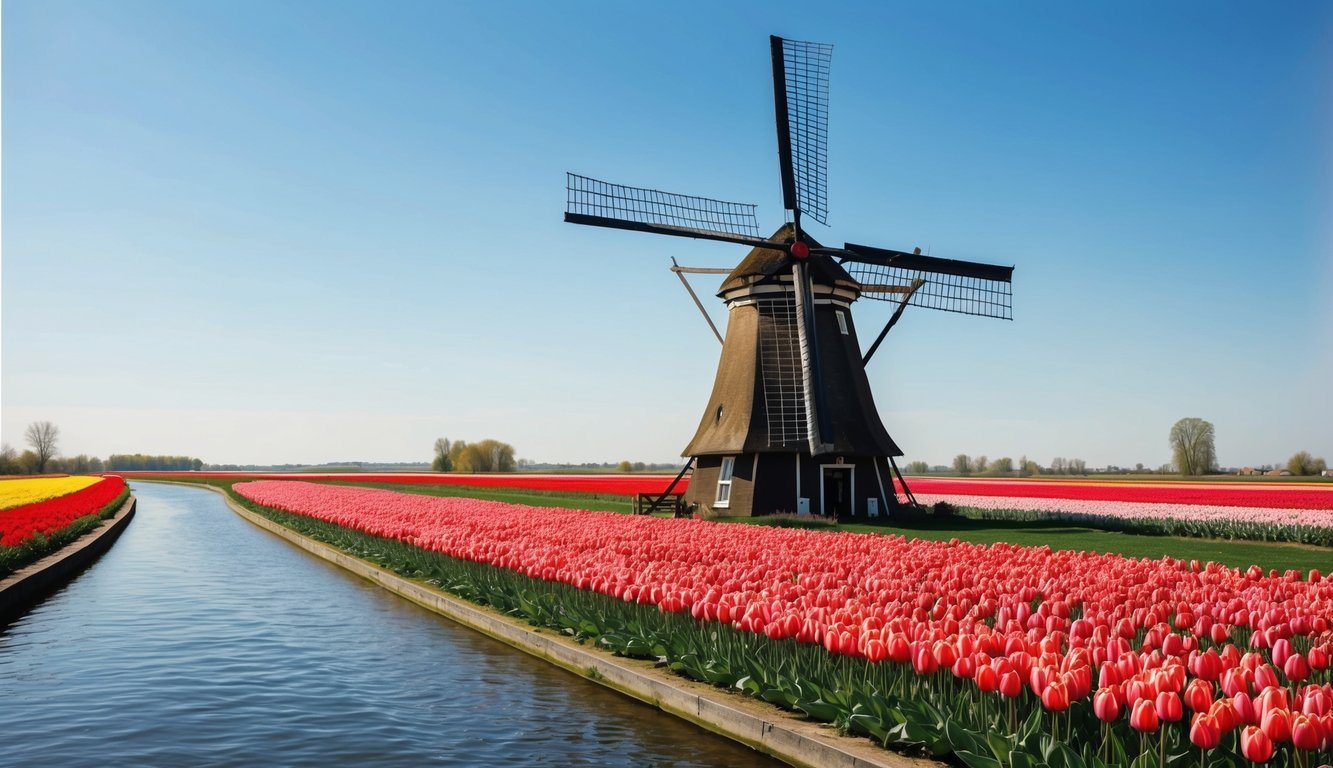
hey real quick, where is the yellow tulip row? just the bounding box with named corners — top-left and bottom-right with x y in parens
top-left (0, 476), bottom-right (101, 511)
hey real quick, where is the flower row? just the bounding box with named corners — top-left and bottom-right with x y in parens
top-left (0, 476), bottom-right (101, 512)
top-left (0, 476), bottom-right (128, 547)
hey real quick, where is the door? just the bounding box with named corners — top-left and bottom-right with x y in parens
top-left (821, 466), bottom-right (852, 518)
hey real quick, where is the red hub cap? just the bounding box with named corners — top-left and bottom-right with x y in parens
top-left (790, 241), bottom-right (810, 260)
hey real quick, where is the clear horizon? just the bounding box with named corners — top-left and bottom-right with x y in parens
top-left (3, 1), bottom-right (1331, 469)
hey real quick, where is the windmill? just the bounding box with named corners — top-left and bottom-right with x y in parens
top-left (565, 36), bottom-right (1013, 518)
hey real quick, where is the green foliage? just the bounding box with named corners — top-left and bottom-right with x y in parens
top-left (989, 457), bottom-right (1014, 476)
top-left (1286, 450), bottom-right (1327, 476)
top-left (448, 438), bottom-right (517, 472)
top-left (905, 461), bottom-right (931, 474)
top-left (953, 454), bottom-right (972, 476)
top-left (1169, 417), bottom-right (1216, 476)
top-left (615, 460), bottom-right (633, 473)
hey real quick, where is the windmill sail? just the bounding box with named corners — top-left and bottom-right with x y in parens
top-left (771, 36), bottom-right (833, 225)
top-left (755, 294), bottom-right (808, 447)
top-left (565, 173), bottom-right (769, 248)
top-left (841, 244), bottom-right (1014, 320)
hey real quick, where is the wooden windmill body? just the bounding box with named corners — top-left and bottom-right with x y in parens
top-left (566, 36), bottom-right (1014, 518)
top-left (682, 226), bottom-right (903, 517)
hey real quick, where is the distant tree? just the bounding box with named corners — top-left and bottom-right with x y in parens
top-left (432, 438), bottom-right (453, 472)
top-left (632, 461), bottom-right (646, 471)
top-left (1287, 451), bottom-right (1327, 476)
top-left (1135, 463), bottom-right (1145, 472)
top-left (990, 457), bottom-right (1014, 476)
top-left (89, 456), bottom-right (105, 473)
top-left (452, 439), bottom-right (516, 472)
top-left (18, 450), bottom-right (41, 474)
top-left (974, 455), bottom-right (989, 475)
top-left (24, 421), bottom-right (59, 474)
top-left (67, 454), bottom-right (92, 474)
top-left (106, 454), bottom-right (204, 471)
top-left (1070, 458), bottom-right (1087, 475)
top-left (1017, 455), bottom-right (1031, 477)
top-left (1023, 459), bottom-right (1041, 477)
top-left (1169, 417), bottom-right (1216, 476)
top-left (0, 444), bottom-right (20, 475)
top-left (906, 460), bottom-right (930, 474)
top-left (616, 460), bottom-right (633, 472)
top-left (1050, 457), bottom-right (1067, 475)
top-left (952, 454), bottom-right (972, 476)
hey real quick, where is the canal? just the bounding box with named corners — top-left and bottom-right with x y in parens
top-left (0, 482), bottom-right (779, 766)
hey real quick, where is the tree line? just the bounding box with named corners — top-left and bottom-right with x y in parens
top-left (905, 418), bottom-right (1327, 478)
top-left (1, 421), bottom-right (203, 476)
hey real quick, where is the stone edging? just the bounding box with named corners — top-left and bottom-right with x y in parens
top-left (0, 494), bottom-right (137, 622)
top-left (178, 482), bottom-right (935, 768)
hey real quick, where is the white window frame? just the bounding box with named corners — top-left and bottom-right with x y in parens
top-left (715, 456), bottom-right (735, 507)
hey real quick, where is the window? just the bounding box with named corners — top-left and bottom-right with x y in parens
top-left (835, 310), bottom-right (849, 335)
top-left (715, 456), bottom-right (735, 507)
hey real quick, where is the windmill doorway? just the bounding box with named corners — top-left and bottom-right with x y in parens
top-left (820, 464), bottom-right (854, 518)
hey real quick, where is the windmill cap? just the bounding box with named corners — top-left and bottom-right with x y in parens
top-left (719, 223), bottom-right (860, 296)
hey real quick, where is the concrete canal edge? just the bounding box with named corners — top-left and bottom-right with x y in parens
top-left (186, 483), bottom-right (936, 768)
top-left (0, 494), bottom-right (137, 622)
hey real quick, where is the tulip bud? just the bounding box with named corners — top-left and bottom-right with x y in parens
top-left (999, 671), bottom-right (1022, 699)
top-left (1189, 712), bottom-right (1221, 750)
top-left (1284, 653), bottom-right (1310, 683)
top-left (1130, 698), bottom-right (1160, 732)
top-left (1093, 687), bottom-right (1121, 722)
top-left (1156, 691), bottom-right (1183, 723)
top-left (1290, 713), bottom-right (1322, 751)
top-left (1240, 725), bottom-right (1274, 762)
top-left (1184, 678), bottom-right (1214, 712)
top-left (1260, 707), bottom-right (1291, 743)
top-left (975, 664), bottom-right (999, 693)
top-left (1041, 680), bottom-right (1070, 712)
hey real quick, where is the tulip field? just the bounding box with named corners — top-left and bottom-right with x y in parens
top-left (0, 475), bottom-right (130, 577)
top-left (231, 480), bottom-right (1333, 768)
top-left (909, 478), bottom-right (1333, 547)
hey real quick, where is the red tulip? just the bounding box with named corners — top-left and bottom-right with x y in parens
top-left (1271, 637), bottom-right (1293, 669)
top-left (1130, 698), bottom-right (1159, 732)
top-left (1260, 707), bottom-right (1292, 743)
top-left (1041, 680), bottom-right (1070, 712)
top-left (1155, 691), bottom-right (1183, 722)
top-left (1184, 678), bottom-right (1214, 712)
top-left (1189, 712), bottom-right (1221, 750)
top-left (998, 671), bottom-right (1022, 699)
top-left (975, 664), bottom-right (999, 693)
top-left (1209, 697), bottom-right (1240, 732)
top-left (1291, 713), bottom-right (1322, 751)
top-left (1093, 687), bottom-right (1121, 722)
top-left (1308, 645), bottom-right (1329, 671)
top-left (1284, 652), bottom-right (1310, 683)
top-left (1240, 725), bottom-right (1274, 762)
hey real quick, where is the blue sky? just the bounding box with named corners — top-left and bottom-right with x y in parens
top-left (3, 1), bottom-right (1330, 468)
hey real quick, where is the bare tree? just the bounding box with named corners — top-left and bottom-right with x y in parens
top-left (1169, 417), bottom-right (1216, 476)
top-left (24, 421), bottom-right (59, 474)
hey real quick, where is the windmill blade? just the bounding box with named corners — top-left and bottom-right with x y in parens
top-left (565, 173), bottom-right (771, 249)
top-left (770, 36), bottom-right (833, 225)
top-left (839, 242), bottom-right (1014, 320)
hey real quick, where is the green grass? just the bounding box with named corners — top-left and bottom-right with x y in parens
top-left (132, 475), bottom-right (1330, 575)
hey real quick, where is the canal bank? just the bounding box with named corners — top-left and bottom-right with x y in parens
top-left (0, 493), bottom-right (137, 623)
top-left (200, 482), bottom-right (934, 768)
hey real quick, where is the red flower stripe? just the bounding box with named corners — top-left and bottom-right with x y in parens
top-left (0, 476), bottom-right (128, 547)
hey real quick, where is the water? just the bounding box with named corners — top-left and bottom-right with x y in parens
top-left (0, 483), bottom-right (778, 767)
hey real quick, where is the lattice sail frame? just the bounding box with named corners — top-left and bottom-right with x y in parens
top-left (772, 36), bottom-right (833, 225)
top-left (844, 260), bottom-right (1013, 319)
top-left (566, 173), bottom-right (760, 240)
